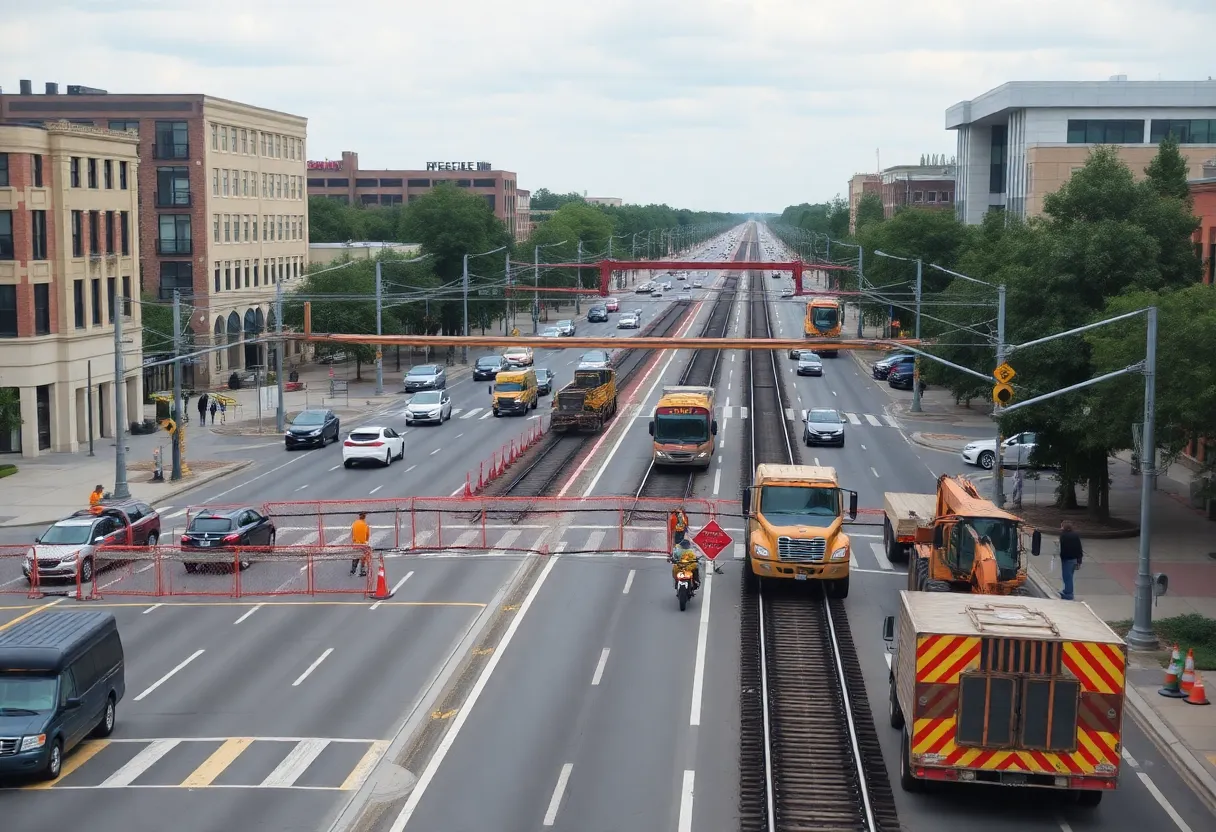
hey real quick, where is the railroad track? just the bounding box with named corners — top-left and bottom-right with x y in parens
top-left (738, 230), bottom-right (900, 832)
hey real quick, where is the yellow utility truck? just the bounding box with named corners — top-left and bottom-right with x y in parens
top-left (742, 464), bottom-right (858, 598)
top-left (551, 369), bottom-right (617, 433)
top-left (884, 591), bottom-right (1125, 806)
top-left (491, 368), bottom-right (539, 416)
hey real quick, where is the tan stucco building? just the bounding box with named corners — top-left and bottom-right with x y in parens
top-left (308, 241), bottom-right (421, 266)
top-left (0, 122), bottom-right (143, 457)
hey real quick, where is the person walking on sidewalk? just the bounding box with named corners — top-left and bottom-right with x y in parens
top-left (350, 512), bottom-right (371, 577)
top-left (1058, 521), bottom-right (1084, 600)
top-left (209, 399), bottom-right (218, 425)
top-left (197, 393), bottom-right (209, 424)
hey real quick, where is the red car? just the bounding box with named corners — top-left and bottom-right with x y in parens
top-left (605, 297), bottom-right (619, 312)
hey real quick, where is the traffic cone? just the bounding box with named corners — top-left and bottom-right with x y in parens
top-left (1160, 644), bottom-right (1186, 697)
top-left (477, 461), bottom-right (484, 492)
top-left (371, 560), bottom-right (393, 600)
top-left (1186, 671), bottom-right (1210, 706)
top-left (463, 473), bottom-right (473, 498)
top-left (1181, 649), bottom-right (1197, 695)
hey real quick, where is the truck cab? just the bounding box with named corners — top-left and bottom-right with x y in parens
top-left (742, 464), bottom-right (858, 598)
top-left (491, 368), bottom-right (538, 416)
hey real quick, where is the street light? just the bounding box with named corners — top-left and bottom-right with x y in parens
top-left (533, 240), bottom-right (568, 334)
top-left (463, 245), bottom-right (509, 364)
top-left (832, 241), bottom-right (866, 338)
top-left (873, 251), bottom-right (924, 413)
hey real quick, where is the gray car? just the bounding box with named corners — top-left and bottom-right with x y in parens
top-left (797, 352), bottom-right (823, 376)
top-left (803, 408), bottom-right (846, 447)
top-left (404, 364), bottom-right (446, 391)
top-left (404, 390), bottom-right (452, 425)
top-left (556, 320), bottom-right (576, 336)
top-left (578, 349), bottom-right (611, 370)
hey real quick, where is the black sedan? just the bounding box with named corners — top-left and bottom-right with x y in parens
top-left (872, 353), bottom-right (914, 380)
top-left (535, 368), bottom-right (555, 395)
top-left (473, 355), bottom-right (506, 381)
top-left (285, 409), bottom-right (340, 449)
top-left (180, 506), bottom-right (277, 573)
top-left (887, 361), bottom-right (926, 392)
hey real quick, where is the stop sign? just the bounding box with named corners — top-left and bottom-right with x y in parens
top-left (692, 520), bottom-right (733, 561)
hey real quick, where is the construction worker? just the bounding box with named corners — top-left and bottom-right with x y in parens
top-left (668, 507), bottom-right (689, 549)
top-left (89, 484), bottom-right (105, 508)
top-left (350, 512), bottom-right (371, 577)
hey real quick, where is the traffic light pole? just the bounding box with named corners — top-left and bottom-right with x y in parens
top-left (992, 285), bottom-right (1007, 506)
top-left (171, 290), bottom-right (183, 481)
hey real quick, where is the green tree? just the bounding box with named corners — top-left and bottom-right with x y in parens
top-left (529, 188), bottom-right (585, 211)
top-left (855, 191), bottom-right (885, 231)
top-left (0, 387), bottom-right (22, 438)
top-left (826, 196), bottom-right (851, 239)
top-left (1144, 133), bottom-right (1191, 201)
top-left (307, 196), bottom-right (363, 242)
top-left (139, 293), bottom-right (193, 358)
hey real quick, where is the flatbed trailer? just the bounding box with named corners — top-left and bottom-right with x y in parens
top-left (882, 491), bottom-right (936, 564)
top-left (885, 591), bottom-right (1125, 806)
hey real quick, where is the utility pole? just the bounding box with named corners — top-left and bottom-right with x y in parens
top-left (112, 298), bottom-right (130, 499)
top-left (87, 360), bottom-right (95, 456)
top-left (275, 279), bottom-right (285, 432)
top-left (461, 253), bottom-right (470, 364)
top-left (171, 290), bottom-right (183, 481)
top-left (911, 259), bottom-right (924, 413)
top-left (574, 240), bottom-right (582, 315)
top-left (374, 260), bottom-right (384, 395)
top-left (504, 250), bottom-right (511, 335)
top-left (855, 247), bottom-right (865, 339)
top-left (1127, 306), bottom-right (1159, 651)
top-left (992, 285), bottom-right (1007, 507)
top-left (533, 246), bottom-right (541, 334)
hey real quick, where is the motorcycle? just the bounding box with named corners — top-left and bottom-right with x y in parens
top-left (675, 568), bottom-right (696, 611)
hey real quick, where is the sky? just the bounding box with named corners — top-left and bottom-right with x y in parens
top-left (4, 0), bottom-right (1216, 213)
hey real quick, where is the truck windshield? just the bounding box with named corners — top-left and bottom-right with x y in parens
top-left (812, 307), bottom-right (839, 329)
top-left (0, 676), bottom-right (57, 713)
top-left (496, 382), bottom-right (523, 392)
top-left (965, 518), bottom-right (1021, 571)
top-left (761, 485), bottom-right (839, 518)
top-left (654, 414), bottom-right (709, 444)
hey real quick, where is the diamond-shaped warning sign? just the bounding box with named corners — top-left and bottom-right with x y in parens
top-left (993, 363), bottom-right (1016, 385)
top-left (692, 520), bottom-right (733, 561)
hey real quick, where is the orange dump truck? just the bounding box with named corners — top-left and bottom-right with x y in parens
top-left (884, 591), bottom-right (1125, 806)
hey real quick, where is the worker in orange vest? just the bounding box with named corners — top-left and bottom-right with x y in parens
top-left (89, 484), bottom-right (105, 508)
top-left (350, 512), bottom-right (371, 577)
top-left (669, 507), bottom-right (690, 550)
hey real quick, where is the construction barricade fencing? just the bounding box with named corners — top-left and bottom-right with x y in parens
top-left (0, 545), bottom-right (45, 599)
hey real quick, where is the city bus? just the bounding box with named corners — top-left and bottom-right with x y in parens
top-left (804, 296), bottom-right (844, 356)
top-left (648, 386), bottom-right (718, 469)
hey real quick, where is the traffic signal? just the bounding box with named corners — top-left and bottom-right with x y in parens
top-left (993, 383), bottom-right (1014, 405)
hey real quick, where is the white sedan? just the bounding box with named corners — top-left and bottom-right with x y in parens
top-left (342, 426), bottom-right (405, 468)
top-left (404, 391), bottom-right (452, 426)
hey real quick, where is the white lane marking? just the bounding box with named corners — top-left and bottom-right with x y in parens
top-left (133, 650), bottom-right (205, 701)
top-left (861, 444), bottom-right (867, 451)
top-left (372, 571), bottom-right (415, 610)
top-left (591, 648), bottom-right (611, 686)
top-left (388, 556), bottom-right (559, 830)
top-left (1121, 748), bottom-right (1139, 768)
top-left (689, 569), bottom-right (713, 726)
top-left (814, 457), bottom-right (820, 465)
top-left (259, 738), bottom-right (331, 787)
top-left (884, 652), bottom-right (892, 670)
top-left (846, 412), bottom-right (861, 425)
top-left (370, 485), bottom-right (383, 494)
top-left (713, 468), bottom-right (721, 496)
top-left (734, 543), bottom-right (745, 560)
top-left (542, 762), bottom-right (575, 826)
top-left (430, 448), bottom-right (441, 455)
top-left (406, 465), bottom-right (416, 473)
top-left (142, 603), bottom-right (162, 615)
top-left (295, 484), bottom-right (309, 491)
top-left (1058, 820), bottom-right (1075, 832)
top-left (461, 408), bottom-right (482, 419)
top-left (623, 569), bottom-right (635, 594)
top-left (292, 648), bottom-right (334, 687)
top-left (677, 769), bottom-right (695, 832)
top-left (454, 433), bottom-right (464, 439)
top-left (865, 413), bottom-right (882, 426)
top-left (205, 453), bottom-right (309, 503)
top-left (329, 465), bottom-right (342, 472)
top-left (164, 509), bottom-right (187, 519)
top-left (852, 567), bottom-right (907, 575)
top-left (99, 739), bottom-right (181, 787)
top-left (883, 415), bottom-right (899, 427)
top-left (871, 467), bottom-right (880, 478)
top-left (234, 604), bottom-right (263, 625)
top-left (449, 485), bottom-right (465, 496)
top-left (869, 541), bottom-right (895, 572)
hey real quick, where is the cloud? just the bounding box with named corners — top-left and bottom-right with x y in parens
top-left (3, 0), bottom-right (1215, 211)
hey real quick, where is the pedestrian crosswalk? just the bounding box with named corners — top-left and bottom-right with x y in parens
top-left (394, 404), bottom-right (897, 427)
top-left (398, 406), bottom-right (538, 422)
top-left (12, 737), bottom-right (387, 791)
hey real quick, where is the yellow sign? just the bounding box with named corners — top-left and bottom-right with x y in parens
top-left (160, 418), bottom-right (176, 434)
top-left (993, 363), bottom-right (1016, 384)
top-left (993, 383), bottom-right (1014, 405)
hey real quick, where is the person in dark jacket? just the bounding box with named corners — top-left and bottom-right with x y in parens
top-left (197, 393), bottom-right (209, 424)
top-left (1058, 521), bottom-right (1083, 600)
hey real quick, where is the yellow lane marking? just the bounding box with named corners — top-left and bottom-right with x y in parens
top-left (24, 740), bottom-right (111, 790)
top-left (0, 599), bottom-right (64, 633)
top-left (180, 738), bottom-right (254, 787)
top-left (431, 709), bottom-right (459, 720)
top-left (1206, 752), bottom-right (1216, 767)
top-left (339, 740), bottom-right (388, 791)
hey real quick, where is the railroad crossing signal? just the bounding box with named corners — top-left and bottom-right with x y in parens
top-left (993, 383), bottom-right (1014, 405)
top-left (993, 363), bottom-right (1016, 384)
top-left (692, 520), bottom-right (732, 561)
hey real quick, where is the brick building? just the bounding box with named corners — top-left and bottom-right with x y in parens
top-left (0, 122), bottom-right (142, 456)
top-left (0, 81), bottom-right (309, 389)
top-left (847, 173), bottom-right (881, 233)
top-left (880, 163), bottom-right (956, 217)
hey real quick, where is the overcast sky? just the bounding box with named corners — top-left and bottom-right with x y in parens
top-left (4, 0), bottom-right (1215, 213)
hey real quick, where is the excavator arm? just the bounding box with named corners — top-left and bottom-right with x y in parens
top-left (966, 527), bottom-right (1002, 594)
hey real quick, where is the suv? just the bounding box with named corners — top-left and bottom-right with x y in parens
top-left (587, 305), bottom-right (609, 323)
top-left (556, 320), bottom-right (576, 337)
top-left (404, 364), bottom-right (446, 391)
top-left (473, 355), bottom-right (506, 381)
top-left (180, 506), bottom-right (276, 573)
top-left (872, 353), bottom-right (913, 380)
top-left (24, 501), bottom-right (161, 585)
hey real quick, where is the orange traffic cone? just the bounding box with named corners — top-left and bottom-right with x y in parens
top-left (463, 473), bottom-right (473, 498)
top-left (1161, 644), bottom-right (1186, 698)
top-left (1181, 649), bottom-right (1197, 696)
top-left (1186, 671), bottom-right (1210, 706)
top-left (371, 560), bottom-right (393, 600)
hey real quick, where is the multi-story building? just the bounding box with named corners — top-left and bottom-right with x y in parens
top-left (0, 122), bottom-right (141, 456)
top-left (306, 151), bottom-right (523, 239)
top-left (0, 81), bottom-right (309, 389)
top-left (947, 77), bottom-right (1216, 223)
top-left (880, 162), bottom-right (956, 217)
top-left (847, 173), bottom-right (881, 233)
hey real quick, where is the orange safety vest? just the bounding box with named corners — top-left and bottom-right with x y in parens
top-left (670, 509), bottom-right (688, 534)
top-left (89, 491), bottom-right (103, 507)
top-left (351, 519), bottom-right (371, 546)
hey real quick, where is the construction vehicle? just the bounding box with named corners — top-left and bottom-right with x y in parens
top-left (804, 297), bottom-right (843, 356)
top-left (884, 475), bottom-right (1041, 595)
top-left (884, 591), bottom-right (1124, 805)
top-left (551, 368), bottom-right (617, 433)
top-left (649, 385), bottom-right (717, 468)
top-left (742, 464), bottom-right (858, 598)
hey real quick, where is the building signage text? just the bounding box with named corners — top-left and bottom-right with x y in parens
top-left (426, 161), bottom-right (492, 172)
top-left (307, 160), bottom-right (342, 171)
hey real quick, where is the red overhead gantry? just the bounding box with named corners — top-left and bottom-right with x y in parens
top-left (506, 259), bottom-right (854, 297)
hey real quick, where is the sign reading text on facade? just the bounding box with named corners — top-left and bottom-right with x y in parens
top-left (307, 160), bottom-right (342, 171)
top-left (426, 161), bottom-right (492, 172)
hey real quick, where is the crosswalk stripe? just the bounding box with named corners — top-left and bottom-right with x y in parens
top-left (869, 541), bottom-right (895, 572)
top-left (740, 406), bottom-right (748, 419)
top-left (480, 410), bottom-right (493, 420)
top-left (489, 529), bottom-right (522, 555)
top-left (846, 412), bottom-right (861, 425)
top-left (100, 739), bottom-right (181, 788)
top-left (260, 739), bottom-right (330, 788)
top-left (865, 414), bottom-right (883, 426)
top-left (883, 415), bottom-right (899, 427)
top-left (461, 408), bottom-right (483, 419)
top-left (452, 407), bottom-right (463, 415)
top-left (784, 408), bottom-right (796, 420)
top-left (801, 409), bottom-right (807, 420)
top-left (181, 737), bottom-right (254, 787)
top-left (340, 741), bottom-right (389, 791)
top-left (584, 529), bottom-right (606, 553)
top-left (25, 740), bottom-right (110, 789)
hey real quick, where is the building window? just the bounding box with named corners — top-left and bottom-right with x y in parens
top-left (927, 191), bottom-right (937, 203)
top-left (109, 120), bottom-right (140, 134)
top-left (106, 277), bottom-right (116, 323)
top-left (253, 216), bottom-right (258, 241)
top-left (224, 261), bottom-right (231, 291)
top-left (941, 191), bottom-right (952, 203)
top-left (0, 211), bottom-right (12, 259)
top-left (244, 260), bottom-right (251, 288)
top-left (158, 262), bottom-right (194, 300)
top-left (262, 173), bottom-right (268, 198)
top-left (1150, 119), bottom-right (1216, 144)
top-left (455, 179), bottom-right (471, 187)
top-left (122, 276), bottom-right (131, 316)
top-left (72, 210), bottom-right (83, 257)
top-left (1067, 119), bottom-right (1145, 144)
top-left (278, 216), bottom-right (284, 239)
top-left (229, 127), bottom-right (237, 153)
top-left (327, 178), bottom-right (348, 188)
top-left (483, 194), bottom-right (496, 212)
top-left (243, 215), bottom-right (250, 242)
top-left (34, 284), bottom-right (51, 335)
top-left (260, 133), bottom-right (267, 156)
top-left (74, 280), bottom-right (86, 329)
top-left (276, 176), bottom-right (283, 199)
top-left (157, 214), bottom-right (192, 255)
top-left (989, 124), bottom-right (1007, 195)
top-left (307, 177), bottom-right (325, 188)
top-left (87, 211), bottom-right (99, 256)
top-left (253, 261), bottom-right (259, 285)
top-left (290, 176), bottom-right (297, 199)
top-left (222, 169), bottom-right (229, 197)
top-left (157, 166), bottom-right (191, 206)
top-left (224, 214), bottom-right (231, 243)
top-left (32, 154), bottom-right (43, 187)
top-left (30, 210), bottom-right (48, 260)
top-left (355, 178), bottom-right (379, 188)
top-left (214, 263), bottom-right (221, 293)
top-left (242, 171), bottom-right (249, 197)
top-left (473, 178), bottom-right (495, 188)
top-left (0, 286), bottom-right (16, 337)
top-left (70, 157), bottom-right (81, 187)
top-left (241, 129), bottom-right (248, 154)
top-left (407, 178), bottom-right (430, 187)
top-left (274, 135), bottom-right (281, 158)
top-left (119, 160), bottom-right (128, 189)
top-left (0, 153), bottom-right (9, 186)
top-left (220, 125), bottom-right (228, 152)
top-left (211, 123), bottom-right (219, 150)
top-left (154, 120), bottom-right (189, 159)
top-left (91, 277), bottom-right (102, 325)
top-left (87, 158), bottom-right (98, 188)
top-left (106, 211), bottom-right (115, 253)
top-left (103, 159), bottom-right (113, 189)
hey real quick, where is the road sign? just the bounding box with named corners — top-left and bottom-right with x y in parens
top-left (993, 383), bottom-right (1014, 405)
top-left (692, 520), bottom-right (732, 561)
top-left (993, 363), bottom-right (1016, 384)
top-left (159, 418), bottom-right (176, 434)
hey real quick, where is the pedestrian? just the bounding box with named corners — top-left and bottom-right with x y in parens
top-left (209, 400), bottom-right (218, 425)
top-left (197, 393), bottom-right (208, 424)
top-left (350, 512), bottom-right (371, 577)
top-left (668, 507), bottom-right (689, 550)
top-left (1058, 521), bottom-right (1083, 601)
top-left (219, 401), bottom-right (227, 424)
top-left (89, 484), bottom-right (105, 508)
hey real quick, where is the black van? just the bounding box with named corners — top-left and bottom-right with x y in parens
top-left (0, 611), bottom-right (125, 780)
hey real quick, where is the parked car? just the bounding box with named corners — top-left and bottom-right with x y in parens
top-left (780, 288), bottom-right (794, 298)
top-left (179, 506), bottom-right (276, 573)
top-left (961, 432), bottom-right (1038, 471)
top-left (587, 305), bottom-right (609, 323)
top-left (535, 368), bottom-right (555, 395)
top-left (618, 313), bottom-right (640, 329)
top-left (887, 360), bottom-right (926, 391)
top-left (502, 345), bottom-right (534, 366)
top-left (404, 364), bottom-right (446, 391)
top-left (605, 298), bottom-right (620, 312)
top-left (405, 390), bottom-right (453, 425)
top-left (343, 426), bottom-right (406, 467)
top-left (24, 501), bottom-right (161, 585)
top-left (473, 355), bottom-right (506, 381)
top-left (797, 352), bottom-right (824, 376)
top-left (284, 409), bottom-right (340, 449)
top-left (803, 408), bottom-right (846, 447)
top-left (871, 352), bottom-right (914, 380)
top-left (556, 320), bottom-right (576, 337)
top-left (578, 350), bottom-right (611, 370)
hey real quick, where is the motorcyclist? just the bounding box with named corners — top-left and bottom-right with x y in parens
top-left (668, 538), bottom-right (702, 592)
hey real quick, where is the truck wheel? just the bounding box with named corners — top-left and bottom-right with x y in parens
top-left (924, 579), bottom-right (953, 593)
top-left (884, 518), bottom-right (905, 564)
top-left (1074, 790), bottom-right (1103, 807)
top-left (899, 728), bottom-right (922, 793)
top-left (743, 549), bottom-right (759, 595)
top-left (888, 675), bottom-right (904, 729)
top-left (912, 557), bottom-right (929, 591)
top-left (827, 575), bottom-right (850, 599)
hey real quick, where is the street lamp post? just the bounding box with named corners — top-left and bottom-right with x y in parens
top-left (831, 240), bottom-right (866, 338)
top-left (375, 260), bottom-right (384, 395)
top-left (575, 240), bottom-right (582, 315)
top-left (532, 240), bottom-right (567, 334)
top-left (873, 250), bottom-right (924, 413)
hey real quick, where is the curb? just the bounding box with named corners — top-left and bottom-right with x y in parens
top-left (909, 434), bottom-right (967, 454)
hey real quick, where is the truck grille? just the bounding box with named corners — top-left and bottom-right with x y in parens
top-left (777, 536), bottom-right (826, 562)
top-left (0, 737), bottom-right (18, 756)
